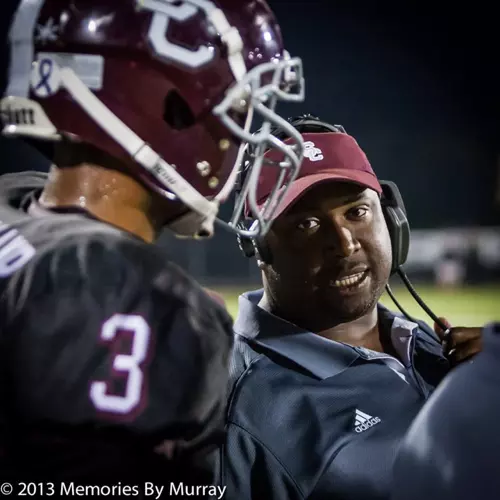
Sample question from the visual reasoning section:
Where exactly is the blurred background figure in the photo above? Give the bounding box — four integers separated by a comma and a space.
2, 0, 499, 323
434, 250, 466, 289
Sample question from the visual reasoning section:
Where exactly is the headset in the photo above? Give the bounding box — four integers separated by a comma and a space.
235, 114, 451, 336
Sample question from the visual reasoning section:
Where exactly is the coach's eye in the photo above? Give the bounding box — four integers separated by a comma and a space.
297, 218, 320, 231
347, 206, 369, 220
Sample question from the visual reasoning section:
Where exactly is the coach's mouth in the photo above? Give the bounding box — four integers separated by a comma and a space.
329, 269, 370, 293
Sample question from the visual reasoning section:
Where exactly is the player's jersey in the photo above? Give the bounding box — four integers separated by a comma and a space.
0, 172, 233, 488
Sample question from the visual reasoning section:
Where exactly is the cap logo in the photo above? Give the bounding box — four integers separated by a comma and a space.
303, 140, 324, 162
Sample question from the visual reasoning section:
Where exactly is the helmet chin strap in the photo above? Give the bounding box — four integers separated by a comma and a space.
167, 208, 219, 239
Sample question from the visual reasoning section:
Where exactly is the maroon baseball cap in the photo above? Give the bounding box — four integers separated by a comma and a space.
248, 132, 382, 220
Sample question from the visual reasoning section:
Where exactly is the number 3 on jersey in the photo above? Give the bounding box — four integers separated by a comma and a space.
90, 314, 151, 415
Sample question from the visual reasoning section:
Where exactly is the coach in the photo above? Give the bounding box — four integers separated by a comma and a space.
216, 116, 482, 500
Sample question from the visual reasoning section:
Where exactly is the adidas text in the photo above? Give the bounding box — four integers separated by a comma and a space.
355, 416, 381, 433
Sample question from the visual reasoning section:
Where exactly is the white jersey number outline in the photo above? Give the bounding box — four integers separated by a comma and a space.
90, 314, 151, 415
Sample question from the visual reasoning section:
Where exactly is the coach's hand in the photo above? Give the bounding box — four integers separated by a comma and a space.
434, 317, 483, 366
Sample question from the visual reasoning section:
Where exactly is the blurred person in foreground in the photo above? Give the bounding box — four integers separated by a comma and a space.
391, 321, 500, 500
0, 0, 305, 490
216, 115, 483, 500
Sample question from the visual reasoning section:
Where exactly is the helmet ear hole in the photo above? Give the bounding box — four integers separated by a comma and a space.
163, 90, 195, 130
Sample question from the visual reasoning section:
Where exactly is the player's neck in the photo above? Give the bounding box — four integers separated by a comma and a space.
39, 165, 161, 243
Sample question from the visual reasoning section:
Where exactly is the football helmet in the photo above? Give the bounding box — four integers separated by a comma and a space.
1, 0, 305, 238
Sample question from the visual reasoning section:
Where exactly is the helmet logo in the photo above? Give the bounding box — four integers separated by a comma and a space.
140, 0, 216, 68
303, 141, 324, 162
30, 57, 61, 98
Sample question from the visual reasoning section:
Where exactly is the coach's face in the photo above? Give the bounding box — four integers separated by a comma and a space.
262, 181, 392, 330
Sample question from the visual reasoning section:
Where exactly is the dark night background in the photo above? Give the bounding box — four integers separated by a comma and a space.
0, 1, 498, 284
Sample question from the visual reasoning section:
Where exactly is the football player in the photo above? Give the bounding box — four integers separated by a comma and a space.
0, 0, 304, 488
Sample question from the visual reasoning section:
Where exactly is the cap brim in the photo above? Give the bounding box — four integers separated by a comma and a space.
262, 169, 382, 220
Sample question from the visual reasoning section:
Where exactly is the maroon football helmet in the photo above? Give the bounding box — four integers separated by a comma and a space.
1, 0, 305, 237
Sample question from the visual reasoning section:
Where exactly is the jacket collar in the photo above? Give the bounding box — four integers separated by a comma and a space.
234, 289, 441, 380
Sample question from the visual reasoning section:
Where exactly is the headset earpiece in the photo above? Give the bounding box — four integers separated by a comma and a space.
380, 182, 450, 331
236, 221, 273, 264
380, 180, 410, 273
